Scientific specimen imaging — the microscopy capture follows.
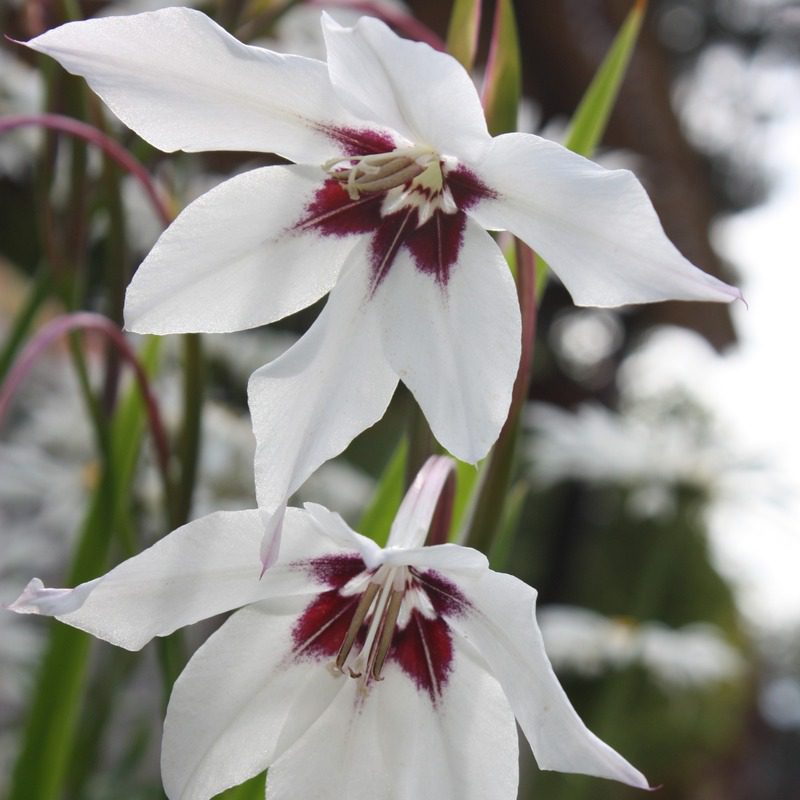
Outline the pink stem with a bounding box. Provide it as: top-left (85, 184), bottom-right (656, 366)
top-left (0, 113), bottom-right (173, 227)
top-left (307, 0), bottom-right (446, 50)
top-left (0, 312), bottom-right (171, 483)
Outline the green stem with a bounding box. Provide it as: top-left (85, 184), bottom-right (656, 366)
top-left (174, 333), bottom-right (205, 528)
top-left (0, 268), bottom-right (49, 383)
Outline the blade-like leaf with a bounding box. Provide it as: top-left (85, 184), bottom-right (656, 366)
top-left (8, 337), bottom-right (162, 800)
top-left (480, 0), bottom-right (520, 135)
top-left (446, 0), bottom-right (482, 71)
top-left (565, 0), bottom-right (647, 156)
top-left (358, 438), bottom-right (407, 546)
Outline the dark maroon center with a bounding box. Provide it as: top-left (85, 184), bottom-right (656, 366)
top-left (291, 553), bottom-right (470, 704)
top-left (295, 126), bottom-right (495, 291)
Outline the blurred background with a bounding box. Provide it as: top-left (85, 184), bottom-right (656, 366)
top-left (1, 1), bottom-right (798, 798)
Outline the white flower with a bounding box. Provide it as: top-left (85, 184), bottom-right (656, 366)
top-left (25, 8), bottom-right (741, 565)
top-left (9, 457), bottom-right (647, 800)
top-left (539, 605), bottom-right (743, 690)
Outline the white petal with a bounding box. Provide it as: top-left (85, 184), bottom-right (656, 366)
top-left (124, 165), bottom-right (354, 334)
top-left (249, 250), bottom-right (398, 524)
top-left (26, 8), bottom-right (356, 162)
top-left (266, 648), bottom-right (518, 800)
top-left (322, 14), bottom-right (490, 161)
top-left (386, 543), bottom-right (488, 573)
top-left (7, 509), bottom-right (337, 651)
top-left (162, 599), bottom-right (349, 800)
top-left (449, 570), bottom-right (649, 788)
top-left (376, 220), bottom-right (520, 463)
top-left (386, 455), bottom-right (454, 549)
top-left (303, 503), bottom-right (384, 569)
top-left (470, 133), bottom-right (742, 306)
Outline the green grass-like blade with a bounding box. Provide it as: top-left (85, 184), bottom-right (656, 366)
top-left (358, 438), bottom-right (408, 546)
top-left (446, 0), bottom-right (482, 71)
top-left (7, 337), bottom-right (162, 800)
top-left (565, 0), bottom-right (647, 156)
top-left (481, 0), bottom-right (521, 136)
top-left (215, 771), bottom-right (266, 799)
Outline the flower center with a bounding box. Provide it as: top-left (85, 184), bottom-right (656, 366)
top-left (292, 554), bottom-right (468, 703)
top-left (334, 564), bottom-right (408, 689)
top-left (323, 145), bottom-right (457, 228)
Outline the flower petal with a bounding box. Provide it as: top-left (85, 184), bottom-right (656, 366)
top-left (7, 509), bottom-right (338, 651)
top-left (26, 7), bottom-right (356, 162)
top-left (248, 249), bottom-right (398, 539)
top-left (322, 14), bottom-right (491, 161)
top-left (162, 599), bottom-right (349, 800)
top-left (124, 165), bottom-right (354, 334)
top-left (470, 133), bottom-right (742, 307)
top-left (302, 503), bottom-right (384, 569)
top-left (387, 543), bottom-right (488, 573)
top-left (387, 455), bottom-right (454, 549)
top-left (448, 570), bottom-right (649, 788)
top-left (375, 220), bottom-right (520, 463)
top-left (266, 646), bottom-right (518, 800)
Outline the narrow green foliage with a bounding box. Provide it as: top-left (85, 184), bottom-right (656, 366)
top-left (8, 337), bottom-right (162, 800)
top-left (564, 0), bottom-right (647, 156)
top-left (0, 267), bottom-right (49, 382)
top-left (216, 771), bottom-right (266, 799)
top-left (488, 481), bottom-right (528, 570)
top-left (481, 0), bottom-right (521, 135)
top-left (358, 438), bottom-right (408, 546)
top-left (446, 0), bottom-right (482, 71)
top-left (451, 459), bottom-right (481, 540)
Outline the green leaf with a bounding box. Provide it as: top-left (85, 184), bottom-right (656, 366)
top-left (446, 0), bottom-right (482, 71)
top-left (357, 438), bottom-right (408, 546)
top-left (565, 0), bottom-right (647, 157)
top-left (451, 459), bottom-right (481, 539)
top-left (215, 771), bottom-right (266, 799)
top-left (8, 337), bottom-right (162, 800)
top-left (480, 0), bottom-right (521, 136)
top-left (536, 0), bottom-right (647, 299)
top-left (488, 481), bottom-right (529, 570)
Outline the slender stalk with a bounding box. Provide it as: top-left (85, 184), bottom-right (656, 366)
top-left (0, 312), bottom-right (172, 494)
top-left (174, 332), bottom-right (205, 528)
top-left (307, 0), bottom-right (446, 50)
top-left (0, 114), bottom-right (172, 227)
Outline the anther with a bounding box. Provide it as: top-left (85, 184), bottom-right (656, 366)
top-left (370, 588), bottom-right (405, 681)
top-left (335, 581), bottom-right (380, 671)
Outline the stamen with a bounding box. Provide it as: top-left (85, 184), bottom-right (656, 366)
top-left (323, 146), bottom-right (440, 200)
top-left (335, 581), bottom-right (380, 671)
top-left (370, 588), bottom-right (405, 681)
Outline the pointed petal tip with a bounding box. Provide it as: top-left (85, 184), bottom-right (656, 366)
top-left (6, 578), bottom-right (46, 613)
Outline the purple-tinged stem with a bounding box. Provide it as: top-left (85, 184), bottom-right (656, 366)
top-left (0, 113), bottom-right (173, 227)
top-left (0, 312), bottom-right (171, 485)
top-left (307, 0), bottom-right (446, 50)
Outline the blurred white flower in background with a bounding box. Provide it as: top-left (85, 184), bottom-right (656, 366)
top-left (539, 605), bottom-right (743, 690)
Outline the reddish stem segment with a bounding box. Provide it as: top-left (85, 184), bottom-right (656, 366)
top-left (0, 312), bottom-right (171, 483)
top-left (0, 113), bottom-right (173, 226)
